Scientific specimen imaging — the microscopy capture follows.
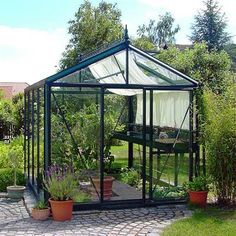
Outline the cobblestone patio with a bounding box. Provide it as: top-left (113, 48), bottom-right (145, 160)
top-left (0, 190), bottom-right (192, 236)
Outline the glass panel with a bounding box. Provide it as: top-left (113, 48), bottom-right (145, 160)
top-left (50, 86), bottom-right (101, 204)
top-left (55, 50), bottom-right (126, 85)
top-left (129, 50), bottom-right (193, 86)
top-left (103, 89), bottom-right (142, 201)
top-left (143, 89), bottom-right (190, 201)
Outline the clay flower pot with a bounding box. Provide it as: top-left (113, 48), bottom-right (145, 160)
top-left (188, 190), bottom-right (208, 208)
top-left (31, 207), bottom-right (50, 221)
top-left (49, 198), bottom-right (73, 221)
top-left (92, 176), bottom-right (114, 200)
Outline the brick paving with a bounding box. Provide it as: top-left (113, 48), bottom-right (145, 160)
top-left (0, 190), bottom-right (192, 236)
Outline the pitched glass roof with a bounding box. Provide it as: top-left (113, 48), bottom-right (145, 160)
top-left (25, 40), bottom-right (198, 92)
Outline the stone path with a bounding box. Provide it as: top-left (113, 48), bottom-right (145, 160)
top-left (0, 190), bottom-right (192, 236)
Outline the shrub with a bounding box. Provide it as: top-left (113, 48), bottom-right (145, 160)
top-left (0, 136), bottom-right (24, 169)
top-left (153, 186), bottom-right (187, 199)
top-left (203, 85), bottom-right (236, 204)
top-left (0, 143), bottom-right (9, 168)
top-left (120, 168), bottom-right (140, 187)
top-left (0, 168), bottom-right (26, 192)
top-left (186, 176), bottom-right (209, 191)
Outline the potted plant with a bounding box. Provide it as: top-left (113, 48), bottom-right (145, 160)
top-left (43, 164), bottom-right (78, 221)
top-left (31, 200), bottom-right (50, 220)
top-left (91, 175), bottom-right (115, 200)
top-left (7, 147), bottom-right (26, 200)
top-left (187, 176), bottom-right (209, 208)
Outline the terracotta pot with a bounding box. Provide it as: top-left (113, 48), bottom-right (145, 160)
top-left (49, 198), bottom-right (73, 221)
top-left (189, 190), bottom-right (208, 208)
top-left (31, 207), bottom-right (50, 221)
top-left (7, 186), bottom-right (26, 200)
top-left (92, 176), bottom-right (114, 200)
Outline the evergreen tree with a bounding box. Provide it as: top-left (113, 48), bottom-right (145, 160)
top-left (60, 0), bottom-right (123, 69)
top-left (190, 0), bottom-right (231, 51)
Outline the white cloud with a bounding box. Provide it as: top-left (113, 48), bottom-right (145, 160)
top-left (0, 25), bottom-right (68, 85)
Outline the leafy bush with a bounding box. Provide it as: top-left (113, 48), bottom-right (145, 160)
top-left (153, 186), bottom-right (187, 199)
top-left (186, 176), bottom-right (209, 191)
top-left (0, 143), bottom-right (9, 168)
top-left (0, 168), bottom-right (26, 192)
top-left (203, 85), bottom-right (236, 204)
top-left (120, 168), bottom-right (140, 187)
top-left (0, 136), bottom-right (24, 169)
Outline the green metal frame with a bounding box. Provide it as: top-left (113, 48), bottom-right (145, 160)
top-left (24, 30), bottom-right (200, 210)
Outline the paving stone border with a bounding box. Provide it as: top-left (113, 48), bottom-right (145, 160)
top-left (0, 190), bottom-right (192, 236)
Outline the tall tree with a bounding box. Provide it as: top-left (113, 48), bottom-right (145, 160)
top-left (60, 0), bottom-right (123, 69)
top-left (190, 0), bottom-right (231, 51)
top-left (137, 12), bottom-right (180, 48)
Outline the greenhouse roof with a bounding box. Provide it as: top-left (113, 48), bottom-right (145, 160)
top-left (25, 39), bottom-right (198, 93)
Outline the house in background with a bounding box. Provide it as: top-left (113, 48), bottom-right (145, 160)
top-left (0, 82), bottom-right (29, 99)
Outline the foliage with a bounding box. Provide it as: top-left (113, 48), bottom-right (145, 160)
top-left (72, 191), bottom-right (91, 203)
top-left (190, 0), bottom-right (231, 51)
top-left (72, 98), bottom-right (124, 170)
top-left (0, 168), bottom-right (26, 192)
top-left (0, 136), bottom-right (24, 169)
top-left (44, 164), bottom-right (78, 201)
top-left (33, 200), bottom-right (48, 210)
top-left (203, 85), bottom-right (236, 204)
top-left (51, 114), bottom-right (74, 166)
top-left (12, 93), bottom-right (24, 136)
top-left (120, 168), bottom-right (140, 187)
top-left (153, 186), bottom-right (187, 199)
top-left (0, 143), bottom-right (9, 168)
top-left (157, 43), bottom-right (233, 94)
top-left (8, 145), bottom-right (23, 186)
top-left (162, 207), bottom-right (236, 236)
top-left (60, 0), bottom-right (123, 69)
top-left (186, 176), bottom-right (209, 191)
top-left (132, 36), bottom-right (156, 51)
top-left (137, 12), bottom-right (180, 48)
top-left (0, 93), bottom-right (24, 138)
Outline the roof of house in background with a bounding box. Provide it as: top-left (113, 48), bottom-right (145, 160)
top-left (0, 82), bottom-right (29, 99)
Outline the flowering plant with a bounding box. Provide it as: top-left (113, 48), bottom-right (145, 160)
top-left (43, 164), bottom-right (78, 201)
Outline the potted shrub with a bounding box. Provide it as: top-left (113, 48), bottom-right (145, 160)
top-left (187, 176), bottom-right (209, 208)
top-left (31, 200), bottom-right (50, 220)
top-left (44, 164), bottom-right (78, 221)
top-left (7, 147), bottom-right (26, 200)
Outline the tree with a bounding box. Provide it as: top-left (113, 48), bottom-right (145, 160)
top-left (132, 36), bottom-right (156, 51)
top-left (190, 0), bottom-right (231, 51)
top-left (137, 12), bottom-right (180, 48)
top-left (59, 0), bottom-right (123, 69)
top-left (157, 43), bottom-right (233, 94)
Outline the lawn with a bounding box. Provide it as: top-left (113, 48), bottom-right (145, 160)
top-left (162, 206), bottom-right (236, 236)
top-left (110, 142), bottom-right (189, 185)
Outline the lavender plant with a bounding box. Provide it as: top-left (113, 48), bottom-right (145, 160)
top-left (43, 164), bottom-right (78, 201)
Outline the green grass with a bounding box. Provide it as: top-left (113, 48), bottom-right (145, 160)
top-left (110, 143), bottom-right (189, 185)
top-left (162, 207), bottom-right (236, 236)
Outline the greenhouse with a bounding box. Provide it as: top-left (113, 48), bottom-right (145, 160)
top-left (24, 32), bottom-right (201, 210)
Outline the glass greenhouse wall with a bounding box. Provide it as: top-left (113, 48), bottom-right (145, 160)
top-left (24, 38), bottom-right (201, 210)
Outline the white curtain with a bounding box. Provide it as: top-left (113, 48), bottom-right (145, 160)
top-left (135, 91), bottom-right (189, 130)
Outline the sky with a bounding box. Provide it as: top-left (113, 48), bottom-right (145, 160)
top-left (0, 0), bottom-right (236, 85)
